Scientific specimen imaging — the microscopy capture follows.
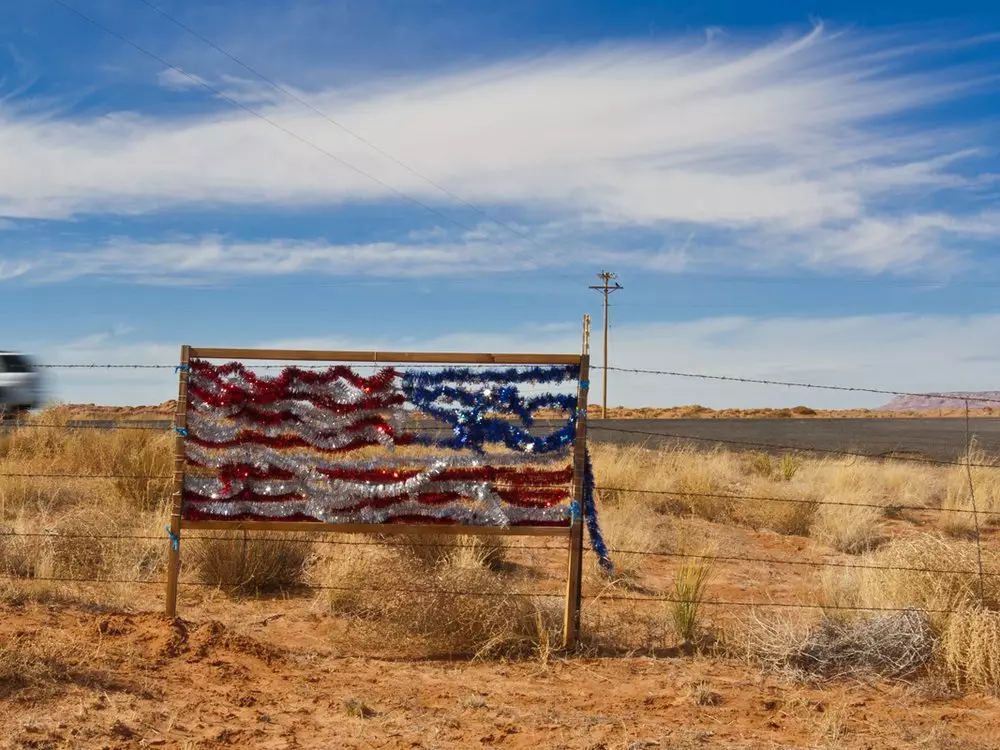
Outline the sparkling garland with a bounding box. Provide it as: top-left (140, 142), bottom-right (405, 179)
top-left (187, 410), bottom-right (406, 447)
top-left (190, 359), bottom-right (398, 403)
top-left (402, 365), bottom-right (579, 387)
top-left (401, 367), bottom-right (578, 455)
top-left (584, 449), bottom-right (613, 574)
top-left (184, 441), bottom-right (570, 473)
top-left (183, 485), bottom-right (570, 525)
top-left (181, 362), bottom-right (617, 558)
top-left (184, 466), bottom-right (571, 504)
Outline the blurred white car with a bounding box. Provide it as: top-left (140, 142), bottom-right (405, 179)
top-left (0, 352), bottom-right (43, 417)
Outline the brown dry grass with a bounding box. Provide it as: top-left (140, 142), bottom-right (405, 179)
top-left (8, 406), bottom-right (1000, 691)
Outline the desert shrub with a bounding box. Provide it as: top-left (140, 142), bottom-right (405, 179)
top-left (748, 452), bottom-right (775, 479)
top-left (940, 607), bottom-right (1000, 690)
top-left (392, 534), bottom-right (506, 571)
top-left (312, 541), bottom-right (559, 657)
top-left (810, 501), bottom-right (883, 554)
top-left (791, 406), bottom-right (817, 416)
top-left (587, 488), bottom-right (665, 584)
top-left (743, 609), bottom-right (936, 679)
top-left (730, 477), bottom-right (816, 536)
top-left (820, 534), bottom-right (1000, 616)
top-left (191, 531), bottom-right (311, 595)
top-left (941, 447), bottom-right (1000, 537)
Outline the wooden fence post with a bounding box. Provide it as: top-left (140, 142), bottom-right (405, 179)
top-left (563, 316), bottom-right (591, 649)
top-left (166, 344), bottom-right (190, 618)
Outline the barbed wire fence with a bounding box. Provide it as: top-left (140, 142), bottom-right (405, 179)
top-left (1, 361), bottom-right (996, 638)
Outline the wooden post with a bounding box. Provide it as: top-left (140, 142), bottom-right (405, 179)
top-left (165, 345), bottom-right (190, 618)
top-left (563, 316), bottom-right (591, 650)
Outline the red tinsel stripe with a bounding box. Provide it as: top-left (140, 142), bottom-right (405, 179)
top-left (186, 431), bottom-right (414, 454)
top-left (189, 360), bottom-right (399, 403)
top-left (496, 488), bottom-right (570, 507)
top-left (185, 463), bottom-right (574, 487)
top-left (187, 381), bottom-right (405, 413)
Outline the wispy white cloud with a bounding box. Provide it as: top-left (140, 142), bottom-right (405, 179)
top-left (156, 67), bottom-right (207, 90)
top-left (17, 229), bottom-right (563, 282)
top-left (0, 25), bottom-right (998, 276)
top-left (7, 207), bottom-right (1000, 283)
top-left (33, 313), bottom-right (1000, 407)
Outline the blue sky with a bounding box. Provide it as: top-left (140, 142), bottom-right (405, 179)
top-left (3, 0), bottom-right (1000, 407)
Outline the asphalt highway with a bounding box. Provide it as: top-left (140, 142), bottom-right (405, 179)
top-left (59, 417), bottom-right (1000, 463)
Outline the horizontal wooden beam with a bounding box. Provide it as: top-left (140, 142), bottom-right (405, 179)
top-left (180, 520), bottom-right (572, 537)
top-left (187, 348), bottom-right (582, 366)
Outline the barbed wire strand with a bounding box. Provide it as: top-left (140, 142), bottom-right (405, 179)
top-left (588, 423), bottom-right (1000, 470)
top-left (606, 365), bottom-right (1000, 406)
top-left (0, 570), bottom-right (967, 614)
top-left (594, 484), bottom-right (1000, 517)
top-left (0, 529), bottom-right (992, 578)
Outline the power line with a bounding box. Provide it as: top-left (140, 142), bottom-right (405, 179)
top-left (127, 0), bottom-right (567, 262)
top-left (47, 0), bottom-right (548, 264)
top-left (606, 365), bottom-right (1000, 406)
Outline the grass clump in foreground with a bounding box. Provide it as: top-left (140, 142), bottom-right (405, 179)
top-left (311, 534), bottom-right (561, 658)
top-left (190, 531), bottom-right (312, 595)
top-left (671, 554), bottom-right (715, 644)
top-left (740, 533), bottom-right (1000, 690)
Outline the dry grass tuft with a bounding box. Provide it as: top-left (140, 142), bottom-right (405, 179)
top-left (941, 447), bottom-right (1000, 537)
top-left (821, 534), bottom-right (1000, 616)
top-left (671, 554), bottom-right (715, 644)
top-left (686, 680), bottom-right (723, 706)
top-left (190, 532), bottom-right (311, 595)
top-left (312, 540), bottom-right (560, 657)
top-left (343, 697), bottom-right (376, 718)
top-left (0, 634), bottom-right (117, 698)
top-left (810, 498), bottom-right (883, 554)
top-left (940, 607), bottom-right (1000, 691)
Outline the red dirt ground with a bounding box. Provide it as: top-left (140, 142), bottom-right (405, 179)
top-left (3, 561), bottom-right (1000, 750)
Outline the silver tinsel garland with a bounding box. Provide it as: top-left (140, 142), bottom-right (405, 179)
top-left (185, 496), bottom-right (570, 526)
top-left (187, 411), bottom-right (400, 450)
top-left (184, 441), bottom-right (570, 473)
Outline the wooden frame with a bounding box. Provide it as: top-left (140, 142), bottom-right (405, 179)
top-left (166, 330), bottom-right (591, 649)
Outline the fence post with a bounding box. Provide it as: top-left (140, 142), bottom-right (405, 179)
top-left (563, 316), bottom-right (591, 649)
top-left (166, 344), bottom-right (190, 618)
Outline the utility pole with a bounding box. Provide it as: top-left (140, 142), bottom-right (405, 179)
top-left (589, 271), bottom-right (623, 419)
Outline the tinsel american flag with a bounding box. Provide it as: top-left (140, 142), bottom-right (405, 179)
top-left (181, 359), bottom-right (581, 527)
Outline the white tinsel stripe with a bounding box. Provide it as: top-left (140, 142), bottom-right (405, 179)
top-left (184, 441), bottom-right (570, 473)
top-left (186, 412), bottom-right (402, 450)
top-left (190, 394), bottom-right (402, 428)
top-left (184, 498), bottom-right (571, 526)
top-left (187, 408), bottom-right (407, 445)
top-left (189, 369), bottom-right (391, 406)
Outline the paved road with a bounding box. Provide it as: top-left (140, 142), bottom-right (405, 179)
top-left (57, 417), bottom-right (1000, 463)
top-left (587, 418), bottom-right (1000, 462)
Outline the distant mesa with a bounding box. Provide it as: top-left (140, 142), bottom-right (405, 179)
top-left (879, 392), bottom-right (1000, 411)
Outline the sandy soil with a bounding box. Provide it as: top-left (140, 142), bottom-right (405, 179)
top-left (5, 509), bottom-right (1000, 750)
top-left (4, 602), bottom-right (1000, 750)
